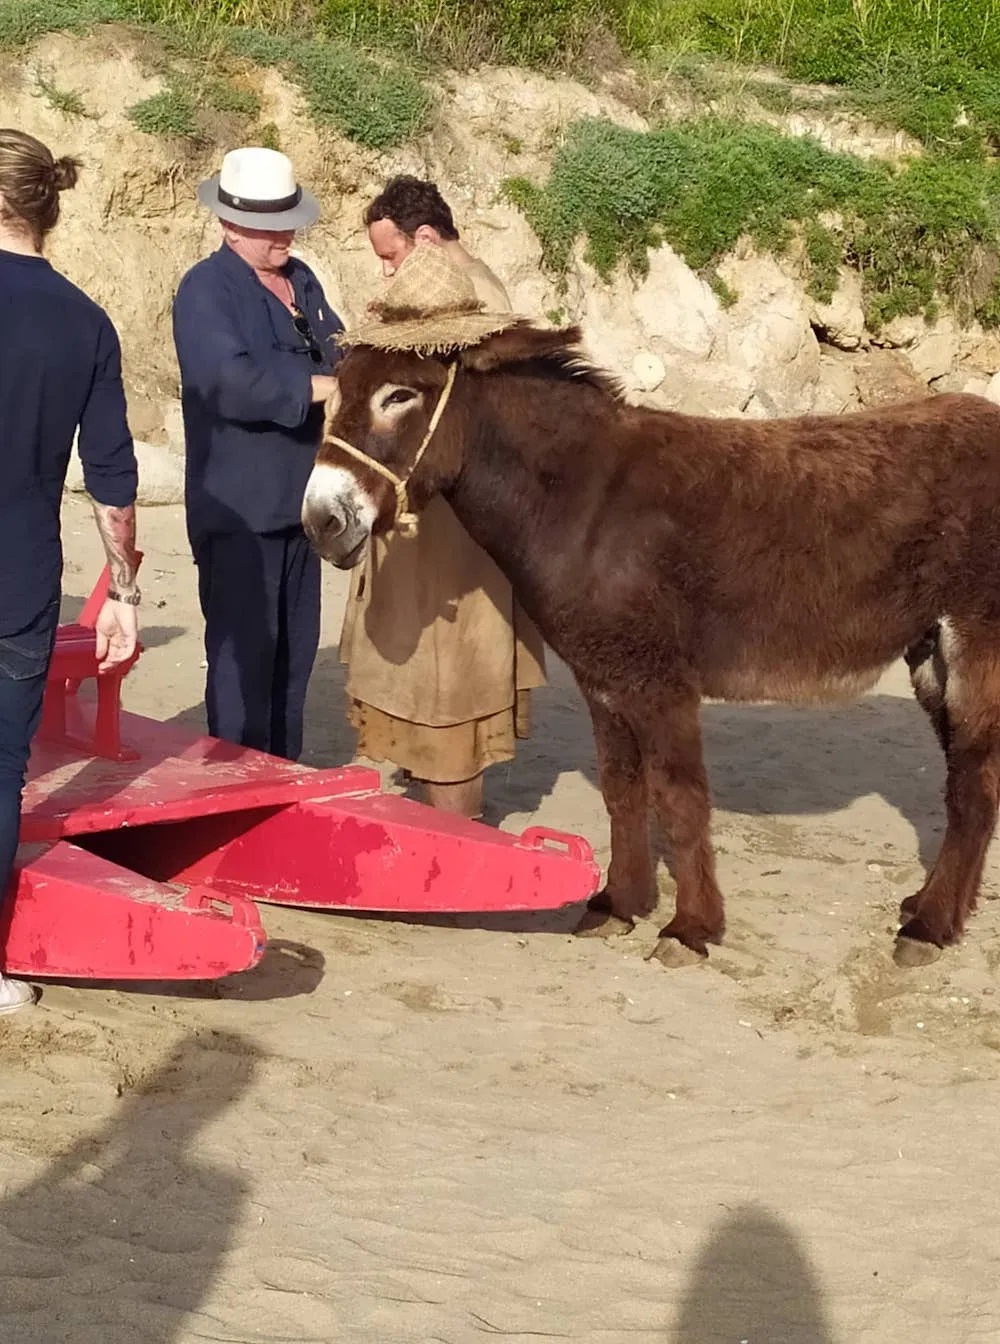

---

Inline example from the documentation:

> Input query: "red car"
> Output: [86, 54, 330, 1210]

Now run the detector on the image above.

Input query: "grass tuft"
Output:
[127, 86, 199, 137]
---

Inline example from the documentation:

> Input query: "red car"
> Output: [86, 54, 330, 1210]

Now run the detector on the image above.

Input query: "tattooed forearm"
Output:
[92, 502, 139, 594]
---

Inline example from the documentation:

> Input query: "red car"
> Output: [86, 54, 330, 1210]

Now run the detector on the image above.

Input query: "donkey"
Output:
[302, 321, 1000, 969]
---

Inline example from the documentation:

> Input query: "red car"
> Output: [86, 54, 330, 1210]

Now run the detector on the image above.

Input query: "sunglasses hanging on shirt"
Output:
[291, 306, 323, 364]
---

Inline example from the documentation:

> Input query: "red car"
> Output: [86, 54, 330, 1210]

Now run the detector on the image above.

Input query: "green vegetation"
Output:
[503, 117, 1000, 328]
[127, 85, 198, 137]
[1, 0, 431, 150]
[224, 29, 431, 149]
[620, 0, 1000, 158]
[4, 0, 1000, 325]
[33, 71, 90, 117]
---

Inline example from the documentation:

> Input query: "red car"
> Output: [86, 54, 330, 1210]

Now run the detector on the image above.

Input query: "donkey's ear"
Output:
[460, 322, 584, 372]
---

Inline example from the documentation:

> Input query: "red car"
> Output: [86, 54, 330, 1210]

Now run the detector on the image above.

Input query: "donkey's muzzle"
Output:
[302, 504, 368, 568]
[301, 463, 373, 568]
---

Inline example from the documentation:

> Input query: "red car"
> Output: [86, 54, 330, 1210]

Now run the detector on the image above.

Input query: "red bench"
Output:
[38, 556, 145, 761]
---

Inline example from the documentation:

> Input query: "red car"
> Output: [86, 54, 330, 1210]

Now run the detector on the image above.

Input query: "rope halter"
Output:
[322, 362, 458, 538]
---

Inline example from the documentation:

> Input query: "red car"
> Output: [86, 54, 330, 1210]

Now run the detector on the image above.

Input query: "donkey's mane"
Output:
[462, 322, 628, 403]
[534, 345, 628, 403]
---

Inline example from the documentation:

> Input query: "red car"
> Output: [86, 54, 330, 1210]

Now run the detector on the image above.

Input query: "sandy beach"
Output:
[2, 493, 1000, 1344]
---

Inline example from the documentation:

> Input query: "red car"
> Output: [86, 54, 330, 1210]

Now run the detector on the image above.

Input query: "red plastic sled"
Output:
[0, 569, 601, 983]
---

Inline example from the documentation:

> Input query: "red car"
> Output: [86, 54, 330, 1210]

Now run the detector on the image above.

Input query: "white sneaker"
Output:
[0, 974, 37, 1015]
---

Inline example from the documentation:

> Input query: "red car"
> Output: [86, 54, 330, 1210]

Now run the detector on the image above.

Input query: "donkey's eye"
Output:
[381, 388, 417, 410]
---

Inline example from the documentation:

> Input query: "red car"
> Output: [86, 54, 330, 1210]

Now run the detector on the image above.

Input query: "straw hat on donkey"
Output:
[338, 240, 523, 354]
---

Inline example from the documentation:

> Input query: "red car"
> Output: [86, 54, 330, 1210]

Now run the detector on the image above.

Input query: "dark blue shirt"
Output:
[171, 243, 344, 551]
[0, 250, 138, 636]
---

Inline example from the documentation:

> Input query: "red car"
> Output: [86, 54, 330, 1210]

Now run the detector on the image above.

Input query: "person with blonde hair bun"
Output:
[0, 129, 140, 1014]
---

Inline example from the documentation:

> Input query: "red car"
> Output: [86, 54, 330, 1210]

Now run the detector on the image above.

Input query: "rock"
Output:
[878, 315, 924, 349]
[960, 330, 1000, 377]
[984, 371, 1000, 405]
[931, 371, 987, 396]
[650, 357, 756, 417]
[908, 319, 960, 383]
[853, 350, 928, 408]
[162, 398, 185, 452]
[65, 438, 185, 506]
[812, 350, 861, 414]
[809, 268, 865, 351]
[718, 254, 822, 413]
[630, 350, 666, 392]
[876, 316, 959, 382]
[631, 245, 723, 360]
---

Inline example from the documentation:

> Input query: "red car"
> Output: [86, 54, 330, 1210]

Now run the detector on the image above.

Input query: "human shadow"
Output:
[673, 1204, 837, 1344]
[0, 1029, 257, 1344]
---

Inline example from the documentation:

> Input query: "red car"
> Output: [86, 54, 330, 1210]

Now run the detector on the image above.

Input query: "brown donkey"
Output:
[302, 322, 1000, 969]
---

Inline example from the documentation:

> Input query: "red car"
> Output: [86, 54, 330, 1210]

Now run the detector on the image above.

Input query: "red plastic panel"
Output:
[22, 709, 380, 842]
[1, 840, 265, 980]
[157, 793, 603, 913]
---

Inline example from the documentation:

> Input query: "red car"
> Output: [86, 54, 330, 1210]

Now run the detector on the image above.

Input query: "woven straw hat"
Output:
[338, 242, 521, 354]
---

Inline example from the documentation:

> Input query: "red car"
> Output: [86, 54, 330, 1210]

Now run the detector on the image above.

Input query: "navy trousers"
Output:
[195, 526, 321, 762]
[0, 597, 59, 909]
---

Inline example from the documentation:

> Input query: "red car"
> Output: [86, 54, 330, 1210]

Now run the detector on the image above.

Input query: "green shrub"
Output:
[226, 28, 432, 148]
[0, 0, 117, 47]
[504, 116, 1000, 329]
[127, 86, 198, 137]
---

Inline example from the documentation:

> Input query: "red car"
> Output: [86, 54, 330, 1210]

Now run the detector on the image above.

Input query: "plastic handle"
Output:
[183, 887, 261, 931]
[517, 826, 593, 863]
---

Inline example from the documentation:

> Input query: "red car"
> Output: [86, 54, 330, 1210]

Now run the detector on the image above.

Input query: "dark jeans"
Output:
[195, 526, 321, 761]
[0, 597, 59, 909]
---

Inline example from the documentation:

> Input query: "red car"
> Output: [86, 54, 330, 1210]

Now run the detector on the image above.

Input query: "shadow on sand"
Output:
[674, 1204, 837, 1344]
[0, 1030, 258, 1343]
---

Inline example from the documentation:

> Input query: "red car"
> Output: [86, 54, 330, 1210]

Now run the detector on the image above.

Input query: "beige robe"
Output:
[339, 255, 547, 783]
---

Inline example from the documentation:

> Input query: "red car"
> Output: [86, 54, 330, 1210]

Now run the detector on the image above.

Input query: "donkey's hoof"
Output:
[893, 934, 943, 968]
[647, 937, 707, 969]
[574, 908, 634, 938]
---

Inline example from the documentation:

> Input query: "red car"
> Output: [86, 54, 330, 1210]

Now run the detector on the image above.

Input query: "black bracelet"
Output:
[107, 587, 142, 606]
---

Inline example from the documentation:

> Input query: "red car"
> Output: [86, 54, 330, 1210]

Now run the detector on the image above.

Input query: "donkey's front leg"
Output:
[643, 687, 725, 966]
[574, 694, 656, 938]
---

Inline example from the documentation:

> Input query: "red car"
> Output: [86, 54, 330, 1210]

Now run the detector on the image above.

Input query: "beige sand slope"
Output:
[2, 496, 1000, 1343]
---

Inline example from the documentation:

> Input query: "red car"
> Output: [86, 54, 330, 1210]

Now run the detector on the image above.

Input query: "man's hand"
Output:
[311, 374, 338, 404]
[94, 598, 138, 673]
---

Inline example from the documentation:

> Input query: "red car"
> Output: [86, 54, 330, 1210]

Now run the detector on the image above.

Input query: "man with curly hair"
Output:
[338, 175, 547, 820]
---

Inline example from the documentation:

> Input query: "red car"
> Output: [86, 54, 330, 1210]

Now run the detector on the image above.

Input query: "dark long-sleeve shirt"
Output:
[0, 249, 138, 635]
[171, 243, 344, 551]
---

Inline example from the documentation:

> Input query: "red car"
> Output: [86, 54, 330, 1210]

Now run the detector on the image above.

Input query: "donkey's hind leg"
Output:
[899, 623, 952, 926]
[640, 686, 725, 967]
[905, 622, 952, 757]
[896, 621, 1000, 967]
[574, 694, 657, 938]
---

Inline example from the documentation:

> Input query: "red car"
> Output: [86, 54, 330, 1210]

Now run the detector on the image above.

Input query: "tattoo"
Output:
[92, 502, 139, 593]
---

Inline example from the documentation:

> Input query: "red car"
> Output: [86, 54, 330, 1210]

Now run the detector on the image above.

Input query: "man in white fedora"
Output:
[172, 147, 343, 761]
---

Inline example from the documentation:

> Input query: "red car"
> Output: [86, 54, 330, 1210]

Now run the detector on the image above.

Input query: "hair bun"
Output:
[52, 154, 81, 192]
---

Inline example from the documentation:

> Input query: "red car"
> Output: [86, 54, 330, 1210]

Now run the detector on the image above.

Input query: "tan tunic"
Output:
[339, 254, 547, 783]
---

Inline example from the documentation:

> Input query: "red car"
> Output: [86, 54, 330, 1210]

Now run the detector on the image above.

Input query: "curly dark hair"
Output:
[363, 174, 460, 241]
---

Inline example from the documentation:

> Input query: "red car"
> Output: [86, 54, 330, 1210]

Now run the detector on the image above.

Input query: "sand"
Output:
[3, 494, 1000, 1344]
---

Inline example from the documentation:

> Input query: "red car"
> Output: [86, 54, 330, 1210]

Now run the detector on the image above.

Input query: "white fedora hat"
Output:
[197, 146, 320, 231]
